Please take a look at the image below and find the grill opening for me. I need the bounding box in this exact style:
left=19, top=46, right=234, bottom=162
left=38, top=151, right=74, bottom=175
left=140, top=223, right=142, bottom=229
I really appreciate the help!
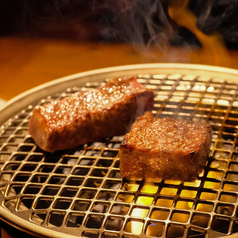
left=0, top=72, right=238, bottom=237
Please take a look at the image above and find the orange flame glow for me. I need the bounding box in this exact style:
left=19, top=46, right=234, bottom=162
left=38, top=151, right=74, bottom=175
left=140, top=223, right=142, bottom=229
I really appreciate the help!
left=168, top=0, right=231, bottom=67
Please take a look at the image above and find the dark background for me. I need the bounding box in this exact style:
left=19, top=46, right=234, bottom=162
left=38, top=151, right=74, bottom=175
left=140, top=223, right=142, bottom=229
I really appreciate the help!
left=0, top=0, right=237, bottom=48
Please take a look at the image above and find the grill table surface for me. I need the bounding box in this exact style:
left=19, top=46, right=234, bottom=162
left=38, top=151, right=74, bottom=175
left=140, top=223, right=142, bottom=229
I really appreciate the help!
left=1, top=36, right=238, bottom=102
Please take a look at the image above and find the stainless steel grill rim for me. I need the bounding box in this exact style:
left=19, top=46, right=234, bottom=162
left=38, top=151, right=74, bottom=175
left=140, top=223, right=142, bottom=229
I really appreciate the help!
left=0, top=63, right=238, bottom=238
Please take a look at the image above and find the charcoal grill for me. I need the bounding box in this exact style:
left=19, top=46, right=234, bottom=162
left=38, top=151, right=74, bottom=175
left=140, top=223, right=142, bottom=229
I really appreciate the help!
left=1, top=63, right=238, bottom=238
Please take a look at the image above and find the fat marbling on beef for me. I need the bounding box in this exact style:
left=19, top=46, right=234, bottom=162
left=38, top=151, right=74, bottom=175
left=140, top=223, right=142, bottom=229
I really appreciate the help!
left=29, top=76, right=154, bottom=152
left=119, top=112, right=212, bottom=181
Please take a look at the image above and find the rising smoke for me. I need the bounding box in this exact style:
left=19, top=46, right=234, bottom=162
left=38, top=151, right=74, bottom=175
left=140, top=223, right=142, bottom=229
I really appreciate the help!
left=1, top=0, right=237, bottom=48
left=110, top=0, right=238, bottom=49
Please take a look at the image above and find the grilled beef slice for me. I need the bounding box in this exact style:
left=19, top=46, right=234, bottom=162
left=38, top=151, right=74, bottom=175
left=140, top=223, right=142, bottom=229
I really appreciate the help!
left=119, top=112, right=212, bottom=181
left=29, top=76, right=154, bottom=152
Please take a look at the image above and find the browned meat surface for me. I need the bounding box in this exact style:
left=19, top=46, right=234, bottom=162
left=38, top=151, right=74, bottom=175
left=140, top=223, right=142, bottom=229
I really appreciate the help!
left=119, top=112, right=212, bottom=181
left=29, top=76, right=154, bottom=152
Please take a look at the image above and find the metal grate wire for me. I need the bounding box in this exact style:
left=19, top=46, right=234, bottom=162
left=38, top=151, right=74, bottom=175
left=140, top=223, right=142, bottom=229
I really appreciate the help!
left=0, top=73, right=238, bottom=237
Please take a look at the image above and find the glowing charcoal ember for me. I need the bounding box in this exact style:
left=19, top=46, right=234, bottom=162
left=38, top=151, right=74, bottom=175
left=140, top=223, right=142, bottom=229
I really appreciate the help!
left=119, top=111, right=212, bottom=181
left=29, top=76, right=154, bottom=152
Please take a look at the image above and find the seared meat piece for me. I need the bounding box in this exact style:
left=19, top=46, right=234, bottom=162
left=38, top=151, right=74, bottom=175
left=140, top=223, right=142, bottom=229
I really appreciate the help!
left=119, top=112, right=212, bottom=181
left=29, top=76, right=154, bottom=152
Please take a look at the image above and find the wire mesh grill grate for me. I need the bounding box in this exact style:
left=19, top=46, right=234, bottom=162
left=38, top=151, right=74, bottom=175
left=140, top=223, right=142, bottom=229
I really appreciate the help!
left=0, top=73, right=238, bottom=237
